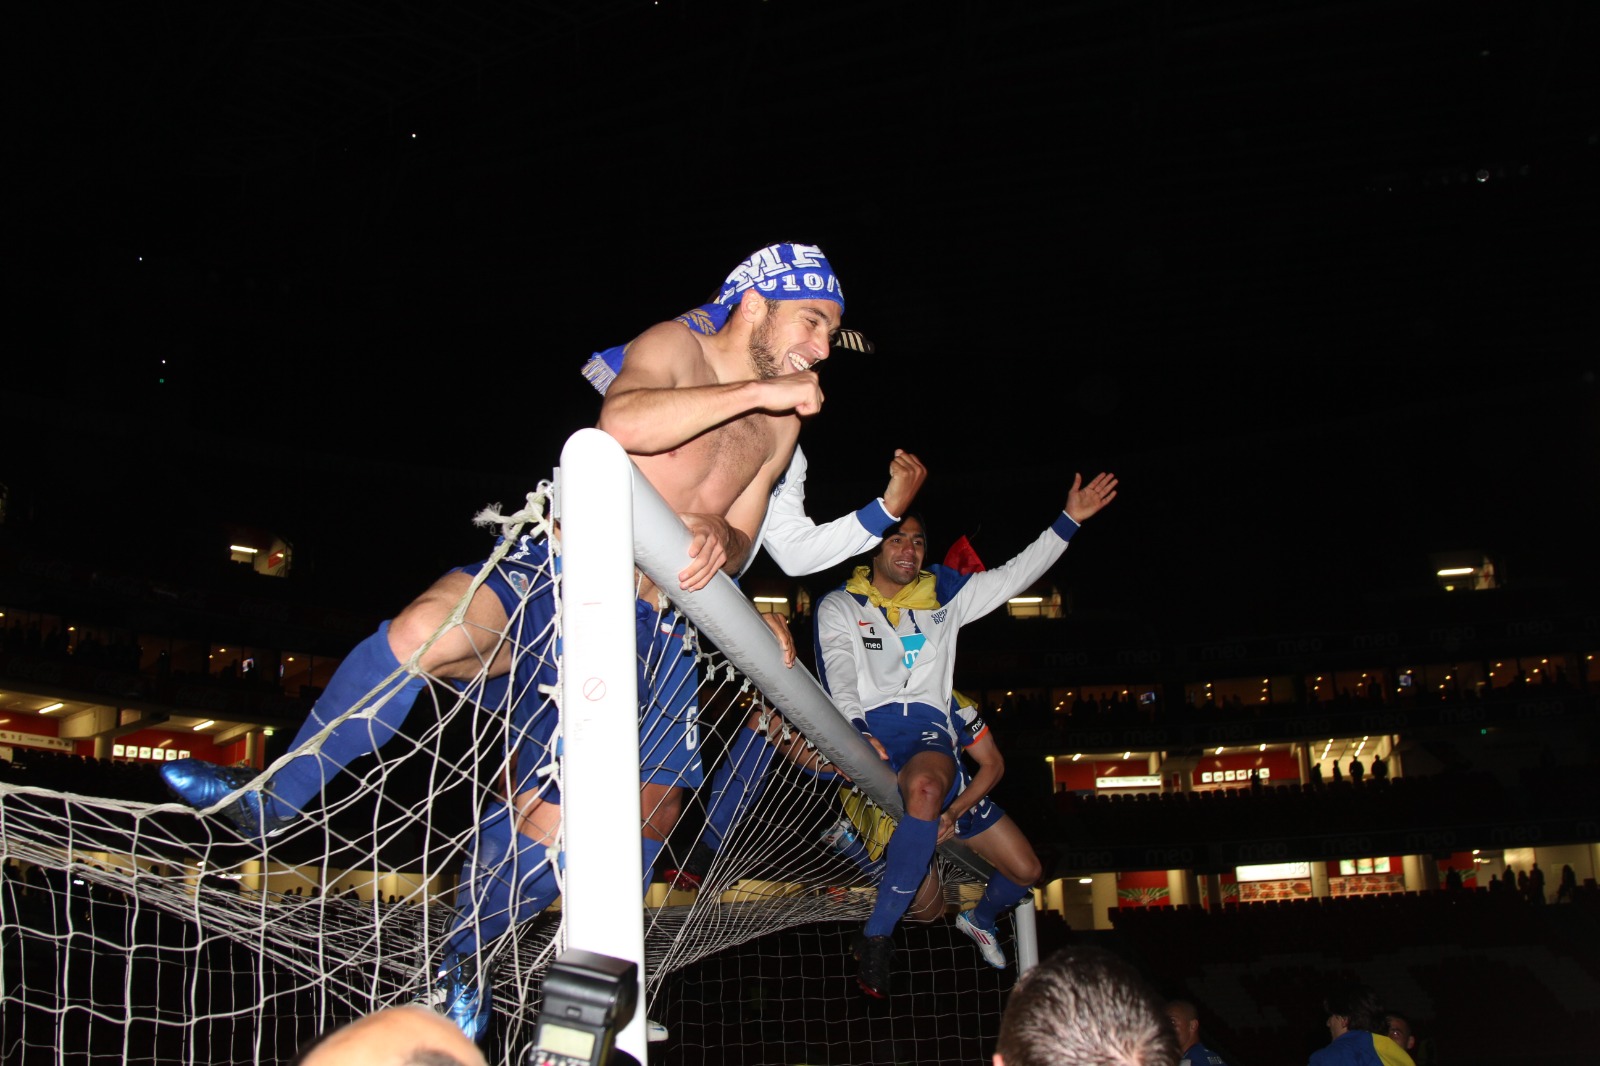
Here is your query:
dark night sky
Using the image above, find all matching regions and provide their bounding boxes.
[3,1,1597,628]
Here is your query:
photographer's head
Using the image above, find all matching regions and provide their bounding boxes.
[994,946,1177,1066]
[292,1005,489,1066]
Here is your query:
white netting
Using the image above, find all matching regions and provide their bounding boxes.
[0,479,1017,1065]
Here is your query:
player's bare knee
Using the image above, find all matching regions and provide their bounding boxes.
[386,599,446,664]
[902,775,946,817]
[512,792,560,848]
[1011,854,1042,886]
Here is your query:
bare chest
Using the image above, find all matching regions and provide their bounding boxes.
[645,414,779,514]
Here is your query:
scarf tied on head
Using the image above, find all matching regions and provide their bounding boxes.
[580,242,845,395]
[845,566,940,628]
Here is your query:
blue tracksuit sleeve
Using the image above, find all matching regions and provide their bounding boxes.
[744,445,898,578]
[947,512,1080,623]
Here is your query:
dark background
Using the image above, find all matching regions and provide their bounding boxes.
[4,0,1596,630]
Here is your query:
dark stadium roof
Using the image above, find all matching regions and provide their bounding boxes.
[3,0,1597,614]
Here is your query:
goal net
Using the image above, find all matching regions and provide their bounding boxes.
[0,429,1027,1065]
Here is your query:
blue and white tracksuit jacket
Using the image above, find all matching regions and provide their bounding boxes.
[814,511,1081,752]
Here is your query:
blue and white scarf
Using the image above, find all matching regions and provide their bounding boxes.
[580,241,847,395]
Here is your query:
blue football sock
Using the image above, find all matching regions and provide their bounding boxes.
[640,837,666,895]
[703,725,777,851]
[864,814,937,939]
[270,620,427,819]
[969,873,1031,931]
[443,800,560,960]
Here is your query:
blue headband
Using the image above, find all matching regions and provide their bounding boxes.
[581,242,844,394]
[714,242,844,313]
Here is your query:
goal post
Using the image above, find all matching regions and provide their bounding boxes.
[554,428,648,1061]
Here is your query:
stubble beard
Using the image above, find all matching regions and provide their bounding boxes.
[748,313,781,380]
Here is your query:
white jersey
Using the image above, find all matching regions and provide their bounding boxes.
[814,512,1081,731]
[741,444,899,577]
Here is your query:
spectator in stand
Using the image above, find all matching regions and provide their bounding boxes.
[1370,752,1388,780]
[1166,998,1227,1065]
[1311,982,1413,1066]
[993,946,1177,1066]
[1556,863,1578,903]
[1529,862,1545,904]
[1348,755,1364,784]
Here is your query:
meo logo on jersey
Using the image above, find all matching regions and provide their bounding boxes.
[862,636,883,650]
[900,633,926,670]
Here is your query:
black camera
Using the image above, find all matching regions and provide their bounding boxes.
[522,950,640,1066]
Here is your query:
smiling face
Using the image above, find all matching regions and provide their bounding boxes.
[870,516,927,596]
[746,296,841,379]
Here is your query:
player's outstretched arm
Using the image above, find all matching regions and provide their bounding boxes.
[1064,471,1118,524]
[757,448,928,577]
[880,449,928,520]
[942,474,1118,623]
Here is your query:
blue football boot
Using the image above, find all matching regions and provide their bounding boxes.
[160,759,297,839]
[426,953,491,1043]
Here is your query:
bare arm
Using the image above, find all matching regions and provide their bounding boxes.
[755,448,927,577]
[880,449,928,519]
[760,612,797,669]
[938,732,1005,845]
[671,512,749,591]
[596,322,823,455]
